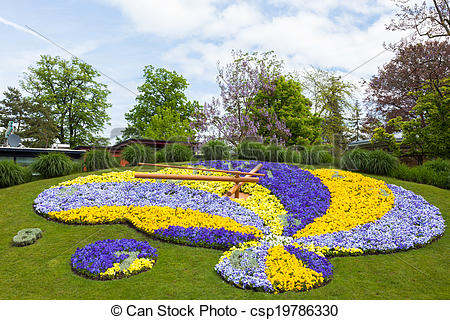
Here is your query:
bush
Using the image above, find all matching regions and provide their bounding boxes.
[70,161,84,174]
[84,149,118,171]
[31,153,73,178]
[285,147,301,164]
[156,150,165,163]
[265,144,286,162]
[121,144,156,166]
[423,158,450,173]
[300,145,332,165]
[0,160,31,188]
[341,148,370,171]
[201,140,229,160]
[236,141,266,161]
[366,149,399,175]
[163,143,193,162]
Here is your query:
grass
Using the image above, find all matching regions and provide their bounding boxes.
[0,167,449,299]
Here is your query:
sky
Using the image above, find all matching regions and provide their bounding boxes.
[0,0,413,141]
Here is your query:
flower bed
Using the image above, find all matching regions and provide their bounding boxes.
[70,239,157,280]
[34,162,446,292]
[192,161,332,236]
[215,241,333,293]
[294,184,446,254]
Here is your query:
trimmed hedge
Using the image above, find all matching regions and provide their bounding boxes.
[31,153,73,178]
[84,149,118,171]
[121,144,156,166]
[0,160,32,188]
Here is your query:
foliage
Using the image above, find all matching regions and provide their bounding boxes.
[341,148,370,172]
[365,41,449,126]
[124,65,199,139]
[370,127,400,155]
[252,76,321,145]
[192,51,290,145]
[236,141,266,161]
[299,145,333,165]
[84,149,118,171]
[300,68,353,154]
[121,144,156,166]
[387,0,450,38]
[0,160,31,188]
[163,143,193,162]
[366,150,399,175]
[265,144,286,162]
[21,55,111,147]
[380,78,450,164]
[143,107,195,140]
[31,153,73,178]
[201,140,229,160]
[70,161,84,174]
[347,101,366,142]
[423,158,450,173]
[391,163,449,189]
[284,146,301,164]
[12,228,42,247]
[0,87,57,147]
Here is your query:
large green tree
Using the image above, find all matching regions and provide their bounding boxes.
[20,55,111,147]
[0,86,57,147]
[252,76,321,145]
[123,65,198,140]
[301,68,354,153]
[372,78,450,164]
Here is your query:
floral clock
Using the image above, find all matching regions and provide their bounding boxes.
[34,161,445,292]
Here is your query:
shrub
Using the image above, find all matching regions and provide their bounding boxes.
[84,149,118,171]
[265,144,286,162]
[423,158,450,173]
[201,140,229,160]
[163,143,193,162]
[300,145,332,165]
[391,163,449,189]
[0,160,31,188]
[236,141,266,161]
[391,163,414,181]
[156,150,165,163]
[31,153,73,178]
[12,228,42,247]
[285,147,301,164]
[366,149,399,175]
[121,144,156,166]
[341,148,370,171]
[70,161,84,174]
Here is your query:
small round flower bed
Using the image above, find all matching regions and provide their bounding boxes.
[70,239,157,280]
[215,241,333,293]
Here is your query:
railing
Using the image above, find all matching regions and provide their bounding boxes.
[135,163,264,198]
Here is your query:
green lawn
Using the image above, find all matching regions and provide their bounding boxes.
[0,168,449,299]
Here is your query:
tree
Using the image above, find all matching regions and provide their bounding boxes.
[252,76,321,145]
[347,101,365,142]
[387,0,450,38]
[193,51,290,145]
[21,55,111,147]
[301,68,354,153]
[372,78,450,164]
[144,106,194,140]
[123,65,199,140]
[365,40,450,127]
[0,87,57,147]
